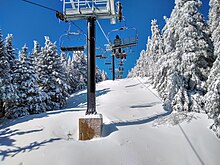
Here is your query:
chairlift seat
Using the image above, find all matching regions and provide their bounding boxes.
[96,55,108,59]
[60,46,85,52]
[112,42,137,50]
[119,71,123,75]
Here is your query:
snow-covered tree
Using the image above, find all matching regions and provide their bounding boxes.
[128,50,147,78]
[32,40,41,66]
[208,0,220,81]
[60,51,68,68]
[128,20,163,80]
[157,0,214,111]
[77,74,86,90]
[72,51,87,91]
[6,45,47,118]
[75,51,87,83]
[0,31,16,118]
[148,20,164,81]
[66,51,87,93]
[67,56,79,93]
[205,64,220,137]
[205,3,220,136]
[36,36,69,110]
[101,70,108,81]
[5,34,16,68]
[96,66,104,83]
[209,0,220,35]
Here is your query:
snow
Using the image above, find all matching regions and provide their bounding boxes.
[82,113,103,119]
[0,78,220,165]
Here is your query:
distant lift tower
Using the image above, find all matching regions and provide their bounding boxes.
[62,0,119,115]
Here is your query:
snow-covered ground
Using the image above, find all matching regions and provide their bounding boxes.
[0,78,220,165]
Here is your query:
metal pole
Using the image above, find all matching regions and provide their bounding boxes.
[112,54,115,81]
[86,16,97,115]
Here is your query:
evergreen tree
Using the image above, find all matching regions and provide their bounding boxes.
[206,2,220,136]
[101,70,108,81]
[5,34,16,68]
[36,36,69,110]
[60,51,68,68]
[75,51,87,84]
[128,50,147,78]
[6,45,47,118]
[208,0,220,86]
[71,51,87,91]
[157,0,214,111]
[148,20,163,81]
[0,31,16,118]
[67,56,79,93]
[209,0,220,35]
[32,40,41,66]
[205,64,220,137]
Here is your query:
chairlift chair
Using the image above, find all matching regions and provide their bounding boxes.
[119,71,123,75]
[119,67,124,71]
[117,75,122,79]
[96,54,108,59]
[96,47,109,59]
[106,25,138,55]
[59,23,86,52]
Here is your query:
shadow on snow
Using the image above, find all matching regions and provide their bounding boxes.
[0,88,111,161]
[102,109,172,137]
[0,127,61,161]
[0,88,111,129]
[130,102,161,109]
[65,88,111,109]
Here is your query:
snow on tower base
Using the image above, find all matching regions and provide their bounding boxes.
[79,114,103,140]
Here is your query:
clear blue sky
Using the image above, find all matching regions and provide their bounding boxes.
[0,0,209,78]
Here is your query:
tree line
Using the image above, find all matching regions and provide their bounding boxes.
[0,34,107,119]
[128,0,220,137]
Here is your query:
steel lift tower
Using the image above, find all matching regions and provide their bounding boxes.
[62,0,120,115]
[61,0,121,140]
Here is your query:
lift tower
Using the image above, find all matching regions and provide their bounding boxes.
[62,0,119,115]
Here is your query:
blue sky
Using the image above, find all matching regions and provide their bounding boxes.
[0,0,209,78]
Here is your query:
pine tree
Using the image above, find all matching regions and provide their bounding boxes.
[96,66,102,83]
[209,0,220,35]
[206,2,220,136]
[70,51,88,91]
[156,0,214,111]
[6,45,47,118]
[74,51,87,84]
[77,74,86,90]
[36,36,69,110]
[205,73,220,137]
[5,34,16,68]
[128,50,147,78]
[101,70,108,81]
[67,56,79,93]
[32,40,41,66]
[0,31,16,118]
[60,51,68,68]
[148,20,164,81]
[141,20,164,89]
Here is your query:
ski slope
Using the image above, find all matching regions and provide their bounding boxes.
[0,78,220,165]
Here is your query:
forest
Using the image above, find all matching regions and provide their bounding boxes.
[0,35,107,119]
[128,0,220,137]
